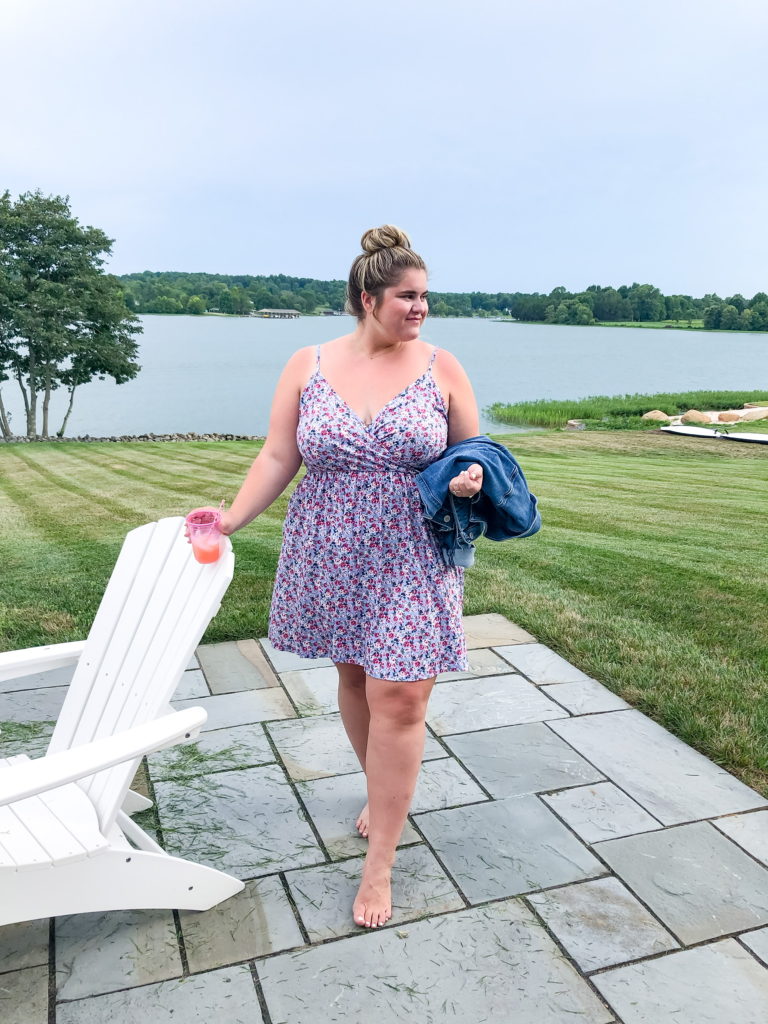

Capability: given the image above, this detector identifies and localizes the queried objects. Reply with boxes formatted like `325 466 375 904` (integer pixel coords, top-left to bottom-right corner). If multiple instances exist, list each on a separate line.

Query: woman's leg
353 674 435 928
336 661 371 836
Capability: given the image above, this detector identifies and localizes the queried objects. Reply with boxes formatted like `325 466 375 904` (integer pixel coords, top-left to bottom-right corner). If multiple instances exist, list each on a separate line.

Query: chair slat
48 522 156 755
0 805 52 867
66 520 184 749
87 551 233 828
10 786 102 864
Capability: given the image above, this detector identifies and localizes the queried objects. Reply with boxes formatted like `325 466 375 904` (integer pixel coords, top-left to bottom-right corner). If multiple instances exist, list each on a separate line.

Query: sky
2 0 767 298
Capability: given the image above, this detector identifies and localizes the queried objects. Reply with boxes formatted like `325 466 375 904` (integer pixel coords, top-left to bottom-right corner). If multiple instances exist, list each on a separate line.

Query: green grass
0 435 766 795
488 390 768 429
596 319 705 329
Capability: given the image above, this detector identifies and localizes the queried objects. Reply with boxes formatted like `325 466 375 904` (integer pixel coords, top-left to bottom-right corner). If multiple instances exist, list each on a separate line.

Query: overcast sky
2 0 766 297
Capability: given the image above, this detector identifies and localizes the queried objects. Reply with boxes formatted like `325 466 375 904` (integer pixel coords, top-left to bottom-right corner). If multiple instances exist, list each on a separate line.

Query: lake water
3 315 764 437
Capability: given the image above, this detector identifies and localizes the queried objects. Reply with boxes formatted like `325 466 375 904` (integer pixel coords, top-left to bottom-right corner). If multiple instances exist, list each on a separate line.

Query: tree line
119 272 767 331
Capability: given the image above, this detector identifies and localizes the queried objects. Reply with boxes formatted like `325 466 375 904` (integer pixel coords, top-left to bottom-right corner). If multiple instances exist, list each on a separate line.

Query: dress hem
267 637 468 682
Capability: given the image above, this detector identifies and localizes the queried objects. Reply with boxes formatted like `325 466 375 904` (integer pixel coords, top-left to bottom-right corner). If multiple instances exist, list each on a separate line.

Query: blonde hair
346 225 427 320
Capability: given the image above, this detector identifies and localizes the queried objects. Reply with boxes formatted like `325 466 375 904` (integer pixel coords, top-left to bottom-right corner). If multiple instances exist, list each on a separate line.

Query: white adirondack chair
0 516 245 927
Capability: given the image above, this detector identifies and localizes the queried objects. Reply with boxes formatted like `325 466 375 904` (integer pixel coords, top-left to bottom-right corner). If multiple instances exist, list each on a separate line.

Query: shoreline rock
0 432 266 444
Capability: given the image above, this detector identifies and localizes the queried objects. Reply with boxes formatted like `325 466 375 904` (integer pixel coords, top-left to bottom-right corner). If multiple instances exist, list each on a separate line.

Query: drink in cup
185 509 223 564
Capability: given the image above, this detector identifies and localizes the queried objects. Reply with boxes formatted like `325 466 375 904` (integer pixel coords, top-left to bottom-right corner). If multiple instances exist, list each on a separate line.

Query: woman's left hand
449 464 483 498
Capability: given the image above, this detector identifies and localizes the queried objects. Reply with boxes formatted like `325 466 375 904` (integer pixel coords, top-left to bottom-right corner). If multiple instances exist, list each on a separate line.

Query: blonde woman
215 226 482 927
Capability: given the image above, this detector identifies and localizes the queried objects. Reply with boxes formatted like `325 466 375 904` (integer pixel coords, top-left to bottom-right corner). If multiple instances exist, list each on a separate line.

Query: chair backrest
48 517 234 832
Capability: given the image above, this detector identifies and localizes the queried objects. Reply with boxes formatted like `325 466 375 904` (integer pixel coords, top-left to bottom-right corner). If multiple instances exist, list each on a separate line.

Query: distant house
255 308 301 319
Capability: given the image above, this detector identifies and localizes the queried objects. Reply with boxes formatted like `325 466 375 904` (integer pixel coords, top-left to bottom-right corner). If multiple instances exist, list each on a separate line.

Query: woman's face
364 268 428 340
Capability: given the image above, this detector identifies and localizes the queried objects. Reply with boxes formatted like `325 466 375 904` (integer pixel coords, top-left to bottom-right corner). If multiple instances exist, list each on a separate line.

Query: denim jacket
415 435 541 568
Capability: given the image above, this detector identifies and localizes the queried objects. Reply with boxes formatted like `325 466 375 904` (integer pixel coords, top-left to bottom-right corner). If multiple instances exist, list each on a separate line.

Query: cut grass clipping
0 432 766 798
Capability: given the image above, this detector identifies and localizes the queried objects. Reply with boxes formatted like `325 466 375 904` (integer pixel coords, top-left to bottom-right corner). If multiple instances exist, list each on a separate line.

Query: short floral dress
268 344 468 681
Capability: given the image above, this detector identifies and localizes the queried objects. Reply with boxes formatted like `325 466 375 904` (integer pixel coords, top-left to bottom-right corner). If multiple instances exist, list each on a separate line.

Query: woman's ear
361 290 375 316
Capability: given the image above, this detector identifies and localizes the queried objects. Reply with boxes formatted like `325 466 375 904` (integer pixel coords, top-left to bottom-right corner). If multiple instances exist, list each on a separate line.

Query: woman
210 225 482 928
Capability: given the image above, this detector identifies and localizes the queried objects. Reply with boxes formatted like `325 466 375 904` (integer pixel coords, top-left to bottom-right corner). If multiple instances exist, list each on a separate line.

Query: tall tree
0 190 141 439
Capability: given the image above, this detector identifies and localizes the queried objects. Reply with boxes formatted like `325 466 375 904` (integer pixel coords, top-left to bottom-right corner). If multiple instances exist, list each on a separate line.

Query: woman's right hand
184 506 228 542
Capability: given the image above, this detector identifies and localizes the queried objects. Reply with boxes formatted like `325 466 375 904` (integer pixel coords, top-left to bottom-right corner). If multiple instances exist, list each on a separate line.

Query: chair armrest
0 707 206 807
0 641 86 684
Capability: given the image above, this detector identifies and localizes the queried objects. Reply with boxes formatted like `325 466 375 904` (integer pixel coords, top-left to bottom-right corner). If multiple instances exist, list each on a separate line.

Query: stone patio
2 612 768 1023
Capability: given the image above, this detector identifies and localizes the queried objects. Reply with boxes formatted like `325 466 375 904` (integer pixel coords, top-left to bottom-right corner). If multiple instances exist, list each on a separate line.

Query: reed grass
488 390 768 429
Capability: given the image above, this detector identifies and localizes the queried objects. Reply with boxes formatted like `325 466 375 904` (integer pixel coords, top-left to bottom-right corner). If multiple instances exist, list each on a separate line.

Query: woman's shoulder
433 345 470 382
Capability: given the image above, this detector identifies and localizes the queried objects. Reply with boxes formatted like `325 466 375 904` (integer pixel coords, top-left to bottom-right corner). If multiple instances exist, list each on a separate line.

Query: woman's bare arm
221 347 312 534
436 350 483 497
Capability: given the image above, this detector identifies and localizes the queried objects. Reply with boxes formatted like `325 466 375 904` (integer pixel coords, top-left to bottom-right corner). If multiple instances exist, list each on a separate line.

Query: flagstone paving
2 613 768 1023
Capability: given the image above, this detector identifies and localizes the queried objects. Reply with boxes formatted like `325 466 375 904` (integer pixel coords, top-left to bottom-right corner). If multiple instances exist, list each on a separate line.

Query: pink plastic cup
185 508 223 564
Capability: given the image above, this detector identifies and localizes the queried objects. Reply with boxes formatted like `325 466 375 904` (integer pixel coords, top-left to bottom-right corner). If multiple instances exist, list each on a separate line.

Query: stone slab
740 926 768 966
55 965 261 1024
130 760 151 799
462 613 536 648
543 782 663 843
437 648 518 682
0 918 49 972
280 666 340 716
180 875 303 971
172 688 294 731
0 965 48 1024
267 714 361 780
410 757 488 812
445 722 603 797
0 721 54 759
197 641 276 693
258 899 612 1024
55 910 181 1000
147 723 275 781
174 668 209 700
597 821 768 944
0 686 65 723
187 653 200 670
426 675 567 736
258 638 334 673
154 764 323 878
593 939 768 1024
415 796 604 903
268 713 443 781
527 876 679 971
713 810 768 866
0 664 73 695
494 642 592 683
296 772 420 859
542 679 630 714
550 710 767 825
235 639 281 686
286 844 464 941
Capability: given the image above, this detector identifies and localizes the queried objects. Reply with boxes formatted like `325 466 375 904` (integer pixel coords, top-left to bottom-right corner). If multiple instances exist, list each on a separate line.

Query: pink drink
186 509 223 564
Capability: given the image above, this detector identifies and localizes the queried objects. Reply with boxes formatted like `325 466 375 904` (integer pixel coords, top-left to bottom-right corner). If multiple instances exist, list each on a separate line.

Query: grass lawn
1 433 766 794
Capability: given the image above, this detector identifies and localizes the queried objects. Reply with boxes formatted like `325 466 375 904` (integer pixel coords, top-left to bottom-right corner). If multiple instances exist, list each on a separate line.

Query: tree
718 304 740 331
0 190 141 439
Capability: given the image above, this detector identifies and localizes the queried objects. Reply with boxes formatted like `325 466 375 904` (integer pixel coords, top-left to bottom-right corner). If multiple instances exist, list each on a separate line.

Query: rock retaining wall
0 433 265 444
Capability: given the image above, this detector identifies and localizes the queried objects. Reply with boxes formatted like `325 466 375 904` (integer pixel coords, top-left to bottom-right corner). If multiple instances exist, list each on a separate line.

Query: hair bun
360 224 412 254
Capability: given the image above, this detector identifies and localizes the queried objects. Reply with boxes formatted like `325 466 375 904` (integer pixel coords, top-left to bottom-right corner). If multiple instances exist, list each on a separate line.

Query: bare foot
353 857 392 928
355 802 369 838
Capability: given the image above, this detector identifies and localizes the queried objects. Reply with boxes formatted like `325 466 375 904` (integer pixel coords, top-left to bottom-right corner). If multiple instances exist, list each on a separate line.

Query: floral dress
268 344 467 681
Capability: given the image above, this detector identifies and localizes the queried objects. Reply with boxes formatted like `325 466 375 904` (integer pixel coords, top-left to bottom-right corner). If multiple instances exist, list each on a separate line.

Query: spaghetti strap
315 344 321 368
428 346 438 369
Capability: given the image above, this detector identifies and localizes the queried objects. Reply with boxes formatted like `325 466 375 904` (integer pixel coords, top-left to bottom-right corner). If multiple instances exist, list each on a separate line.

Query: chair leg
0 849 245 927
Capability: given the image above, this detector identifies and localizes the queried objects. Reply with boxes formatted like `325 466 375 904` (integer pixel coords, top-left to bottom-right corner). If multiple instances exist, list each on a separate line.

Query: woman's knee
336 661 366 689
366 676 435 726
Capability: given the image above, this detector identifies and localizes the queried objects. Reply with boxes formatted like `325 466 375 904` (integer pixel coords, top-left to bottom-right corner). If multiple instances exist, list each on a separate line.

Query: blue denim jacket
415 435 541 568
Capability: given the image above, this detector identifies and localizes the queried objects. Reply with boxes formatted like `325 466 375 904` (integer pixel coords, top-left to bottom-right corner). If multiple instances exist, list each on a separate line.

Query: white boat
660 425 768 445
